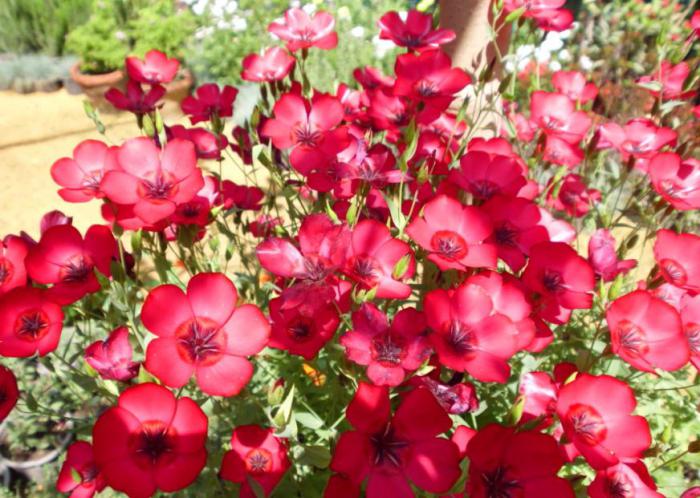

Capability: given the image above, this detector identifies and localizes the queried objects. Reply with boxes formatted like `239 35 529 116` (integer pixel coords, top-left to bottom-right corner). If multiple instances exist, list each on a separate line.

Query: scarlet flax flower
181 83 238 125
0 236 28 295
242 47 295 82
377 10 456 51
105 80 166 116
648 153 700 211
85 326 140 382
268 8 338 51
125 50 179 84
0 366 18 423
653 229 700 292
0 287 63 357
56 441 106 498
51 139 119 202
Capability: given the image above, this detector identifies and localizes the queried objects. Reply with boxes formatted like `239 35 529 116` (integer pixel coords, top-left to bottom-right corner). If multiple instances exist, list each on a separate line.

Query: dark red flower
552 70 598 103
0 237 28 296
556 373 651 469
343 219 414 299
261 92 349 175
368 89 412 132
242 46 295 82
181 84 238 124
522 242 595 324
85 326 139 382
378 10 455 51
449 151 526 200
649 153 700 211
466 424 575 498
268 8 338 52
354 66 395 90
393 50 471 123
142 272 270 396
341 304 430 386
324 474 360 498
92 383 207 497
26 224 116 305
56 441 106 498
410 376 479 414
547 173 601 217
167 125 229 160
637 61 696 100
530 91 591 144
329 382 461 496
606 289 688 372
221 181 265 211
126 50 179 84
219 425 290 498
654 229 700 292
588 460 663 498
51 139 120 203
406 195 496 271
588 229 636 282
105 80 165 115
0 366 18 423
101 137 205 224
424 281 521 382
0 287 63 357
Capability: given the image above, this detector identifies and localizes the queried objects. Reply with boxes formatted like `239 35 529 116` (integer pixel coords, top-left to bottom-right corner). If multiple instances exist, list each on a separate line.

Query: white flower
559 49 571 62
337 6 351 20
372 35 395 58
579 55 593 71
231 15 247 32
350 26 365 38
302 3 316 14
549 60 562 71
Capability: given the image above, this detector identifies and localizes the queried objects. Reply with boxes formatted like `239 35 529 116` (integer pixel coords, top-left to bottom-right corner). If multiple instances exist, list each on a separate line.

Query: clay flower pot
70 63 126 108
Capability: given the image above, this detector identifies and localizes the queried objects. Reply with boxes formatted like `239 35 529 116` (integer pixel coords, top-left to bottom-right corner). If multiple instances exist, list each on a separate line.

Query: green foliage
0 0 92 56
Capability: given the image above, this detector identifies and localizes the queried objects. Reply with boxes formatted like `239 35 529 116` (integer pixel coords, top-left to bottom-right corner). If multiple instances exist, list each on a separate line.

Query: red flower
256 214 349 283
0 366 18 422
649 153 700 211
126 50 179 84
556 373 651 469
341 304 430 386
543 135 584 168
684 488 700 498
56 441 106 498
393 50 471 123
681 293 700 370
406 195 496 271
167 125 229 160
547 173 601 217
517 363 577 428
85 326 139 382
368 89 412 131
105 80 165 115
219 425 290 498
26 224 116 305
181 83 238 124
465 424 575 498
531 8 574 31
0 287 63 357
268 8 337 52
588 229 636 282
92 383 207 498
268 293 339 360
142 273 269 396
51 139 119 203
606 289 689 372
100 137 204 224
325 474 360 498
449 151 526 200
338 144 408 191
588 460 663 498
242 47 295 82
354 66 395 90
221 181 265 211
598 118 677 161
522 242 595 324
530 91 592 144
654 229 700 292
551 70 598 103
329 382 461 496
637 61 696 100
424 281 521 382
410 376 479 414
0 236 28 296
261 92 349 175
344 219 414 299
378 10 455 51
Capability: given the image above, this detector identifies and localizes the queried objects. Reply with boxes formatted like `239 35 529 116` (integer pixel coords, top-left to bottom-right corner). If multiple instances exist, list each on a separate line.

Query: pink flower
530 91 592 144
589 460 663 498
100 137 205 224
637 61 696 100
268 8 338 52
551 70 598 103
681 294 700 370
449 151 526 200
588 229 636 282
606 290 689 372
543 135 584 168
531 8 574 31
649 153 700 211
51 139 119 202
343 219 415 299
181 84 238 124
125 50 179 84
406 195 496 271
85 326 140 382
341 304 430 386
654 229 700 292
142 272 270 396
242 47 295 82
598 118 677 160
378 10 455 51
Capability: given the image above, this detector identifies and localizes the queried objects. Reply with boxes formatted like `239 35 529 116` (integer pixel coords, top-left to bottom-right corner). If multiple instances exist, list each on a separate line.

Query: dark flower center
293 124 322 148
245 448 273 474
287 319 314 343
139 174 177 200
0 258 13 285
445 321 477 355
81 171 103 192
482 465 521 498
416 80 440 98
398 33 423 48
59 255 93 283
614 320 648 358
542 115 564 130
176 318 224 364
686 324 700 354
351 257 379 285
567 403 607 445
541 270 564 293
371 334 405 366
659 258 687 287
471 180 500 199
15 310 49 340
370 425 408 467
493 223 518 247
135 421 174 464
606 472 634 498
302 257 329 282
430 230 468 261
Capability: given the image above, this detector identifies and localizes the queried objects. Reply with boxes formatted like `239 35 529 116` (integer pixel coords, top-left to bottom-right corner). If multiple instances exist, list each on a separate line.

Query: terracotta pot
70 62 126 109
164 68 194 103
